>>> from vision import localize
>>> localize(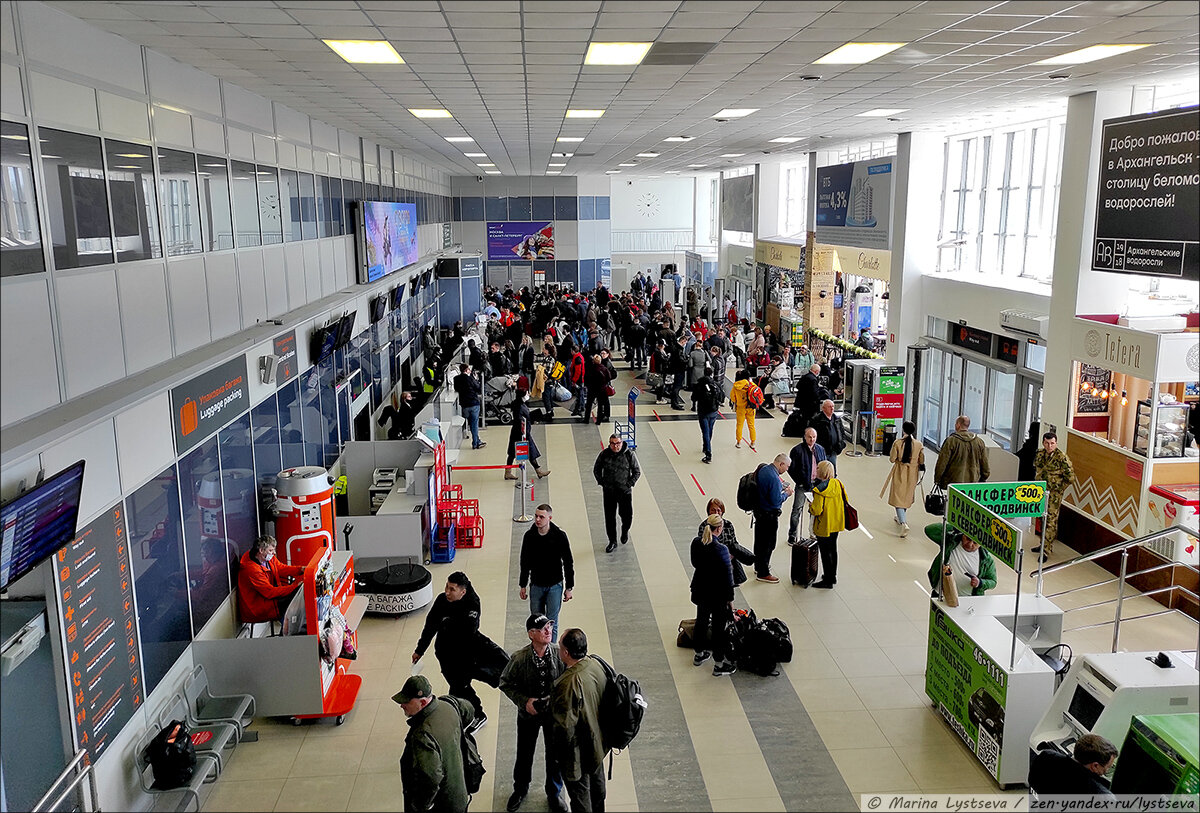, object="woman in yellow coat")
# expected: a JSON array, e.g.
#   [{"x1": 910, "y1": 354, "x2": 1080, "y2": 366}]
[
  {"x1": 809, "y1": 459, "x2": 846, "y2": 589},
  {"x1": 729, "y1": 369, "x2": 757, "y2": 449}
]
